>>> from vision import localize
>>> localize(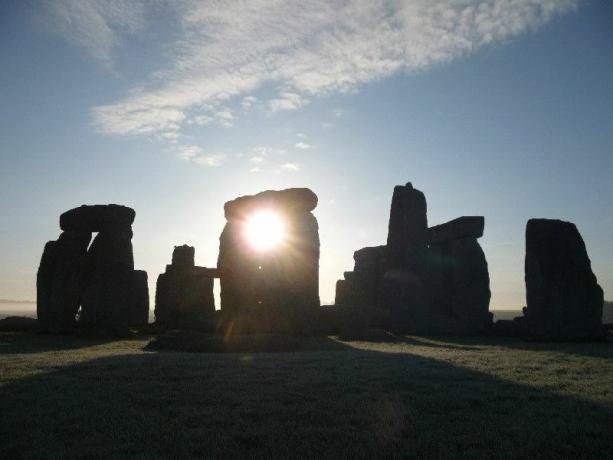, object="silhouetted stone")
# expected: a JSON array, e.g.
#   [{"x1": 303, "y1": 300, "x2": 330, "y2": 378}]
[
  {"x1": 129, "y1": 270, "x2": 149, "y2": 327},
  {"x1": 386, "y1": 182, "x2": 427, "y2": 269},
  {"x1": 155, "y1": 245, "x2": 216, "y2": 328},
  {"x1": 218, "y1": 189, "x2": 320, "y2": 331},
  {"x1": 224, "y1": 188, "x2": 317, "y2": 219},
  {"x1": 427, "y1": 216, "x2": 484, "y2": 244},
  {"x1": 448, "y1": 238, "x2": 491, "y2": 332},
  {"x1": 380, "y1": 268, "x2": 430, "y2": 333},
  {"x1": 172, "y1": 244, "x2": 195, "y2": 270},
  {"x1": 334, "y1": 182, "x2": 492, "y2": 335},
  {"x1": 524, "y1": 218, "x2": 604, "y2": 340},
  {"x1": 60, "y1": 204, "x2": 135, "y2": 232},
  {"x1": 36, "y1": 231, "x2": 91, "y2": 333},
  {"x1": 80, "y1": 228, "x2": 134, "y2": 331}
]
